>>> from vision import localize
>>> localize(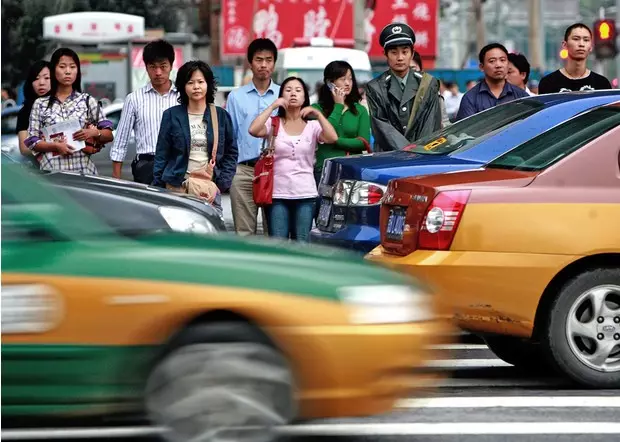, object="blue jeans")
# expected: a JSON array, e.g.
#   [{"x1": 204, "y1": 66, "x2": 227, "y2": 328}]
[{"x1": 267, "y1": 198, "x2": 316, "y2": 242}]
